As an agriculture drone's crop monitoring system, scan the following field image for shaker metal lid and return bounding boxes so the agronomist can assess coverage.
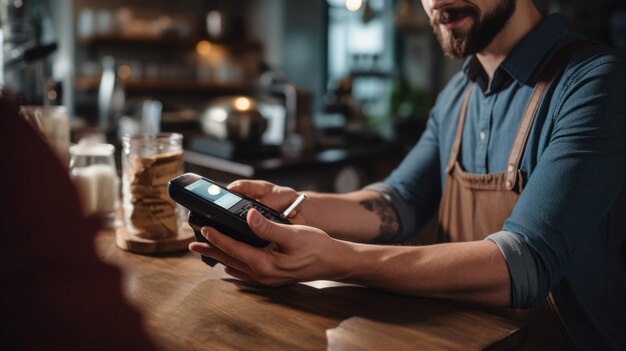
[69,142,115,156]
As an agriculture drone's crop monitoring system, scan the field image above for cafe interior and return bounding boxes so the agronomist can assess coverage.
[4,0,626,191]
[2,0,625,350]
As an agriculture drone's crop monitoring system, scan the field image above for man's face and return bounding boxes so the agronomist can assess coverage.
[422,0,517,58]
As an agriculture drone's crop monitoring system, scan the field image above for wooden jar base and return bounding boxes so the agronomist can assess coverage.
[115,223,195,254]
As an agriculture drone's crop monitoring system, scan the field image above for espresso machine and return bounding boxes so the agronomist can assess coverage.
[1,0,57,104]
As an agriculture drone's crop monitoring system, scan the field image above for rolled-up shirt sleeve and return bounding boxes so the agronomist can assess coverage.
[487,231,541,308]
[499,56,626,307]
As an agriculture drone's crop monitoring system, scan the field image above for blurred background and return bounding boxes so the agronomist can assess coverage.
[2,0,626,193]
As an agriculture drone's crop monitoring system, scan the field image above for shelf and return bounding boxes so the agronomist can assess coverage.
[76,34,263,52]
[75,77,249,92]
[77,33,199,46]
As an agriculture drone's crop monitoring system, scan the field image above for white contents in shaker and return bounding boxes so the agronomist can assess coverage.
[69,143,119,221]
[72,164,119,215]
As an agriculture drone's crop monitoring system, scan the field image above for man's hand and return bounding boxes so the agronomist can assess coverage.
[188,209,352,286]
[188,210,511,306]
[228,180,309,224]
[227,179,397,243]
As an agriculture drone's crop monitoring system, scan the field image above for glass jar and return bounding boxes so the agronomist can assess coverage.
[20,106,71,165]
[122,133,184,239]
[69,143,120,227]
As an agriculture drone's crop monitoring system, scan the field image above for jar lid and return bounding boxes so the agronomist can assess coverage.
[69,143,115,156]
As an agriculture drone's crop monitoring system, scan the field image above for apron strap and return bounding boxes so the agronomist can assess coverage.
[504,38,597,190]
[446,84,474,173]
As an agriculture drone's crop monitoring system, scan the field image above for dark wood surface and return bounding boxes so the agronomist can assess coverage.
[96,230,526,351]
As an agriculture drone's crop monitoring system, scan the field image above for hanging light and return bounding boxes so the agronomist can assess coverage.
[346,0,363,12]
[327,0,364,12]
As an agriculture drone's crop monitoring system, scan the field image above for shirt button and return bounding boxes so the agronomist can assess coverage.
[479,131,486,141]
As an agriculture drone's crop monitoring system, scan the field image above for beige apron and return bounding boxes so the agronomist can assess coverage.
[437,39,593,350]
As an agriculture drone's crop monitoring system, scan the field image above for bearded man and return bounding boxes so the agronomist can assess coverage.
[190,1,626,349]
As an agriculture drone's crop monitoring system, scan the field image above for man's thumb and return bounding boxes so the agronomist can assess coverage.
[247,209,290,245]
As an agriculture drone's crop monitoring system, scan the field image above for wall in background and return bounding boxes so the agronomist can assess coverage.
[249,0,327,121]
[248,0,285,68]
[49,0,73,115]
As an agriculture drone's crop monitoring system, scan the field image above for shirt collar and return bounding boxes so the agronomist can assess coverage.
[463,14,571,88]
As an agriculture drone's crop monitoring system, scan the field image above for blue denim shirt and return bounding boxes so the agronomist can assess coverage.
[373,14,626,350]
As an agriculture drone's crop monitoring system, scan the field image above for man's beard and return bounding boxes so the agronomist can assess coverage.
[431,0,517,59]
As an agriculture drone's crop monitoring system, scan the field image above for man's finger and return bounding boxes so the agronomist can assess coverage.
[189,242,253,274]
[227,180,274,199]
[247,209,295,247]
[201,226,268,266]
[224,266,259,284]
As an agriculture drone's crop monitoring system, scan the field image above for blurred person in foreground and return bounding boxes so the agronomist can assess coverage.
[0,90,156,350]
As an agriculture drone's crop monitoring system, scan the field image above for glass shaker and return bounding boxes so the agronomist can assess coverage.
[122,133,184,239]
[20,106,71,165]
[69,143,120,227]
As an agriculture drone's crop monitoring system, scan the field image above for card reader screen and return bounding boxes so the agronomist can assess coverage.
[185,179,242,210]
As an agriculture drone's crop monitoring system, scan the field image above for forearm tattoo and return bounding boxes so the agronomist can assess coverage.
[360,196,400,240]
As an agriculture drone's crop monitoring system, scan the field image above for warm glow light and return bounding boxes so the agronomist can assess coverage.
[47,90,57,101]
[233,97,251,111]
[345,0,363,12]
[117,65,132,80]
[196,40,212,56]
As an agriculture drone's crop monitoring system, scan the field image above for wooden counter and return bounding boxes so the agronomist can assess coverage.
[96,230,526,350]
